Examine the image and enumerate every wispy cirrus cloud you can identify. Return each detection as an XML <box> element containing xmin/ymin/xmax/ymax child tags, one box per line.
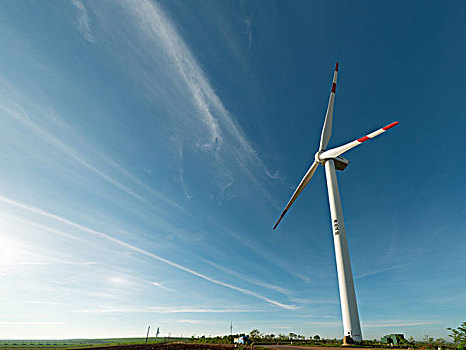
<box><xmin>0</xmin><ymin>194</ymin><xmax>296</xmax><ymax>310</ymax></box>
<box><xmin>92</xmin><ymin>265</ymin><xmax>176</xmax><ymax>292</ymax></box>
<box><xmin>0</xmin><ymin>76</ymin><xmax>184</xmax><ymax>215</ymax></box>
<box><xmin>355</xmin><ymin>264</ymin><xmax>405</xmax><ymax>279</ymax></box>
<box><xmin>211</xmin><ymin>223</ymin><xmax>311</xmax><ymax>283</ymax></box>
<box><xmin>363</xmin><ymin>320</ymin><xmax>438</xmax><ymax>328</ymax></box>
<box><xmin>71</xmin><ymin>0</ymin><xmax>93</xmax><ymax>42</ymax></box>
<box><xmin>77</xmin><ymin>306</ymin><xmax>259</xmax><ymax>314</ymax></box>
<box><xmin>202</xmin><ymin>258</ymin><xmax>291</xmax><ymax>296</ymax></box>
<box><xmin>151</xmin><ymin>281</ymin><xmax>175</xmax><ymax>292</ymax></box>
<box><xmin>92</xmin><ymin>0</ymin><xmax>278</xmax><ymax>199</ymax></box>
<box><xmin>304</xmin><ymin>321</ymin><xmax>341</xmax><ymax>327</ymax></box>
<box><xmin>0</xmin><ymin>321</ymin><xmax>64</xmax><ymax>325</ymax></box>
<box><xmin>24</xmin><ymin>301</ymin><xmax>70</xmax><ymax>306</ymax></box>
<box><xmin>171</xmin><ymin>319</ymin><xmax>202</xmax><ymax>324</ymax></box>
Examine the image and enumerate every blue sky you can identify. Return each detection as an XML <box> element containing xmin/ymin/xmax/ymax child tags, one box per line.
<box><xmin>0</xmin><ymin>0</ymin><xmax>465</xmax><ymax>341</ymax></box>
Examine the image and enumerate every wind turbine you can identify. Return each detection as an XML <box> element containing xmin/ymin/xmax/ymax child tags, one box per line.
<box><xmin>273</xmin><ymin>62</ymin><xmax>398</xmax><ymax>343</ymax></box>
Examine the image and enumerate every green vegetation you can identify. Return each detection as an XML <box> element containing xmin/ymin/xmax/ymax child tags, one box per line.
<box><xmin>188</xmin><ymin>326</ymin><xmax>461</xmax><ymax>350</ymax></box>
<box><xmin>0</xmin><ymin>337</ymin><xmax>167</xmax><ymax>349</ymax></box>
<box><xmin>189</xmin><ymin>334</ymin><xmax>237</xmax><ymax>344</ymax></box>
<box><xmin>447</xmin><ymin>321</ymin><xmax>466</xmax><ymax>350</ymax></box>
<box><xmin>190</xmin><ymin>330</ymin><xmax>342</xmax><ymax>346</ymax></box>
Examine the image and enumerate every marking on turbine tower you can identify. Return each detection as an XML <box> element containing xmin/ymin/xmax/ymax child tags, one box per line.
<box><xmin>333</xmin><ymin>219</ymin><xmax>340</xmax><ymax>235</ymax></box>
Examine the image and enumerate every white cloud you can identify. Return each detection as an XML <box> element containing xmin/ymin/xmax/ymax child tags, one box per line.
<box><xmin>172</xmin><ymin>319</ymin><xmax>202</xmax><ymax>324</ymax></box>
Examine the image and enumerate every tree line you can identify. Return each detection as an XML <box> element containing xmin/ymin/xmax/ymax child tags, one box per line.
<box><xmin>189</xmin><ymin>320</ymin><xmax>466</xmax><ymax>349</ymax></box>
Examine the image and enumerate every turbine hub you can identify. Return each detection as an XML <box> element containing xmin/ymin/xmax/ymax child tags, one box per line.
<box><xmin>315</xmin><ymin>151</ymin><xmax>325</xmax><ymax>164</ymax></box>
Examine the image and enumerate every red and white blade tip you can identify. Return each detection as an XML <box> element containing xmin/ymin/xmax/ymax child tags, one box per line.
<box><xmin>383</xmin><ymin>121</ymin><xmax>399</xmax><ymax>130</ymax></box>
<box><xmin>335</xmin><ymin>62</ymin><xmax>339</xmax><ymax>71</ymax></box>
<box><xmin>357</xmin><ymin>121</ymin><xmax>399</xmax><ymax>143</ymax></box>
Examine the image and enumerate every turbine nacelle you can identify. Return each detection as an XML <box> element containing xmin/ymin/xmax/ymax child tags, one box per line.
<box><xmin>315</xmin><ymin>151</ymin><xmax>349</xmax><ymax>171</ymax></box>
<box><xmin>330</xmin><ymin>156</ymin><xmax>350</xmax><ymax>171</ymax></box>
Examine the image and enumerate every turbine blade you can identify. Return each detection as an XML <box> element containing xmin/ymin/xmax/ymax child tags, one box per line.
<box><xmin>273</xmin><ymin>161</ymin><xmax>320</xmax><ymax>229</ymax></box>
<box><xmin>319</xmin><ymin>62</ymin><xmax>339</xmax><ymax>151</ymax></box>
<box><xmin>320</xmin><ymin>121</ymin><xmax>399</xmax><ymax>159</ymax></box>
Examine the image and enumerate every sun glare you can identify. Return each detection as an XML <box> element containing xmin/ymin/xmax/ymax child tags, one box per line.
<box><xmin>0</xmin><ymin>235</ymin><xmax>25</xmax><ymax>267</ymax></box>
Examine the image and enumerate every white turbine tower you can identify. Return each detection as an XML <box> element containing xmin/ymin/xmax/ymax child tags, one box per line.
<box><xmin>273</xmin><ymin>62</ymin><xmax>398</xmax><ymax>344</ymax></box>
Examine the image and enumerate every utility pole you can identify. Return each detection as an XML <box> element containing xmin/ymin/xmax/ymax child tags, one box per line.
<box><xmin>145</xmin><ymin>326</ymin><xmax>151</xmax><ymax>345</ymax></box>
<box><xmin>230</xmin><ymin>321</ymin><xmax>233</xmax><ymax>336</ymax></box>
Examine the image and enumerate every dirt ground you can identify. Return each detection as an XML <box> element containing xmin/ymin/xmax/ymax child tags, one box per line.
<box><xmin>76</xmin><ymin>344</ymin><xmax>382</xmax><ymax>350</ymax></box>
<box><xmin>261</xmin><ymin>346</ymin><xmax>382</xmax><ymax>350</ymax></box>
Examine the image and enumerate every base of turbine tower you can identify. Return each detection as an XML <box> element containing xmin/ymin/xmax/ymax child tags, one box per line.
<box><xmin>343</xmin><ymin>336</ymin><xmax>355</xmax><ymax>346</ymax></box>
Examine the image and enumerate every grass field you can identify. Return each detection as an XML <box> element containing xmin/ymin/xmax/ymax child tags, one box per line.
<box><xmin>0</xmin><ymin>337</ymin><xmax>171</xmax><ymax>349</ymax></box>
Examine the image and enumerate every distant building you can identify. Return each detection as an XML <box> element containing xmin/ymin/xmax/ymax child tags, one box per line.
<box><xmin>234</xmin><ymin>336</ymin><xmax>251</xmax><ymax>345</ymax></box>
<box><xmin>381</xmin><ymin>334</ymin><xmax>406</xmax><ymax>346</ymax></box>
